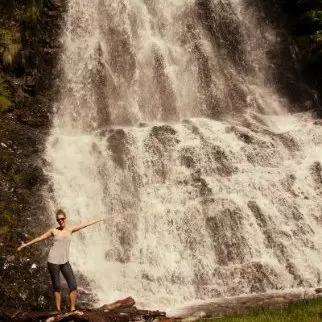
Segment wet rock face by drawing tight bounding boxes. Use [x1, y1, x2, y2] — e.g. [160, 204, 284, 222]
[206, 200, 250, 266]
[247, 199, 314, 288]
[209, 260, 282, 297]
[242, 0, 321, 114]
[277, 133, 300, 152]
[149, 125, 178, 147]
[210, 145, 237, 177]
[0, 0, 66, 311]
[107, 129, 129, 169]
[180, 147, 197, 169]
[152, 47, 179, 122]
[247, 201, 268, 229]
[144, 125, 180, 182]
[182, 121, 238, 177]
[196, 0, 248, 73]
[234, 262, 278, 294]
[310, 161, 322, 194]
[227, 126, 255, 145]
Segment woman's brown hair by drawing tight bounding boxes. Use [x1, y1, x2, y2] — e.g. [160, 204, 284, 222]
[56, 209, 66, 219]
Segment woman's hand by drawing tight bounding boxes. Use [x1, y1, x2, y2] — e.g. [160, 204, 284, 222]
[17, 242, 26, 251]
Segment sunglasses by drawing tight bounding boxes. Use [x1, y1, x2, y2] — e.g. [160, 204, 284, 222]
[57, 217, 66, 222]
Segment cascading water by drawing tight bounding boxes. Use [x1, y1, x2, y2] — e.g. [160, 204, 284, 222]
[45, 0, 322, 310]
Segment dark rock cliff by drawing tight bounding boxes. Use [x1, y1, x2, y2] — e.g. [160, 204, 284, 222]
[245, 0, 322, 116]
[0, 0, 66, 311]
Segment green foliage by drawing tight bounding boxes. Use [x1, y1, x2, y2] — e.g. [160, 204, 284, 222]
[0, 96, 12, 112]
[17, 0, 42, 25]
[0, 27, 22, 65]
[213, 298, 322, 321]
[311, 30, 322, 43]
[0, 225, 9, 236]
[0, 76, 12, 112]
[0, 1, 43, 112]
[0, 0, 42, 23]
[2, 210, 13, 225]
[0, 1, 43, 67]
[13, 172, 23, 184]
[305, 9, 322, 45]
[305, 10, 322, 24]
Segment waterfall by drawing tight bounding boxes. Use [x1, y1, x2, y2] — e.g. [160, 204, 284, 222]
[45, 0, 322, 310]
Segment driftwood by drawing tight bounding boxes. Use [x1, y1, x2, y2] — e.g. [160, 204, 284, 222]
[98, 297, 135, 312]
[0, 297, 166, 322]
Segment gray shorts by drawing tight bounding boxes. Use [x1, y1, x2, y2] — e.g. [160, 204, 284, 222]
[47, 261, 77, 292]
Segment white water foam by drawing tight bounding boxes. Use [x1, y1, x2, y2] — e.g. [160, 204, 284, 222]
[45, 0, 322, 311]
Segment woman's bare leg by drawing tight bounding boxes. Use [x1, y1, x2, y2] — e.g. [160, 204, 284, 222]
[69, 290, 77, 311]
[53, 292, 61, 311]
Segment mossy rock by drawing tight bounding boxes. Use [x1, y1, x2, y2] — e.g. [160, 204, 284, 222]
[0, 75, 12, 112]
[0, 95, 12, 112]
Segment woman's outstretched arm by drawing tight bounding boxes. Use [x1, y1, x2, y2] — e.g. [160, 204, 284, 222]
[70, 219, 104, 233]
[17, 230, 53, 251]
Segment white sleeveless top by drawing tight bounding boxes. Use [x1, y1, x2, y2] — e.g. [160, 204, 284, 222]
[48, 235, 71, 264]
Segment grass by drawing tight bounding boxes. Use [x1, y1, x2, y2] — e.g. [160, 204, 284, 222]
[212, 298, 322, 321]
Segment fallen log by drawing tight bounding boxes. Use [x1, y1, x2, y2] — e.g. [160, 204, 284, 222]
[2, 297, 166, 322]
[98, 297, 135, 312]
